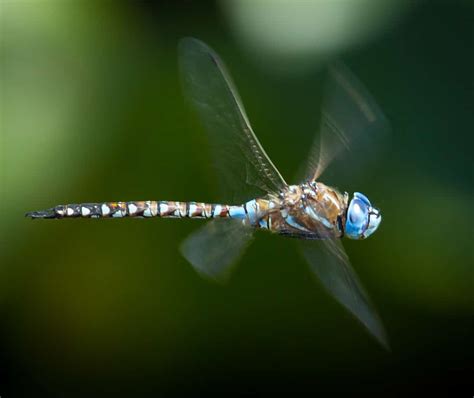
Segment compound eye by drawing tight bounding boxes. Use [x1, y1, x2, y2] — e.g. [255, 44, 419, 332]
[349, 199, 368, 226]
[354, 192, 371, 207]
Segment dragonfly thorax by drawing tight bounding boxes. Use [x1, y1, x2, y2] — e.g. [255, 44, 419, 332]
[267, 182, 348, 239]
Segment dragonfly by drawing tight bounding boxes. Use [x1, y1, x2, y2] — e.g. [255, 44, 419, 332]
[27, 37, 390, 348]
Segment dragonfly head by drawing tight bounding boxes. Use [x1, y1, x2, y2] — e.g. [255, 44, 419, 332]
[345, 192, 381, 239]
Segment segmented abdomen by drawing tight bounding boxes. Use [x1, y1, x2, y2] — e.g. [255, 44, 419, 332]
[28, 201, 248, 220]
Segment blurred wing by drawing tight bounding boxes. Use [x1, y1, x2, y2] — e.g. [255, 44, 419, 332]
[180, 219, 254, 283]
[179, 37, 287, 203]
[300, 238, 389, 349]
[306, 62, 390, 186]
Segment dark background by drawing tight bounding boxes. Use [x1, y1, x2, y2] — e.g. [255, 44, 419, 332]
[1, 0, 472, 395]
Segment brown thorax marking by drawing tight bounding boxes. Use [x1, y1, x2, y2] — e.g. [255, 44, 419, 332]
[267, 182, 348, 238]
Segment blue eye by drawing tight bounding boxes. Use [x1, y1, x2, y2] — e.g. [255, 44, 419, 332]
[345, 192, 382, 239]
[349, 199, 368, 225]
[353, 192, 371, 206]
[345, 195, 370, 239]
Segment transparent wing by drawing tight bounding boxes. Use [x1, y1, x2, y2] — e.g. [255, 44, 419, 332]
[305, 62, 390, 187]
[179, 37, 287, 203]
[300, 238, 389, 349]
[180, 219, 254, 283]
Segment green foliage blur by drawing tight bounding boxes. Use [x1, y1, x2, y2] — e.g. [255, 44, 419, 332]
[1, 0, 472, 395]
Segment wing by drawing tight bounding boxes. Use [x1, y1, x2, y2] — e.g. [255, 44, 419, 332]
[305, 62, 390, 187]
[179, 37, 287, 203]
[180, 219, 254, 283]
[300, 238, 389, 349]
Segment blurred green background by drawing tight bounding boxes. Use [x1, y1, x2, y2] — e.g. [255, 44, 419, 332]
[1, 0, 472, 395]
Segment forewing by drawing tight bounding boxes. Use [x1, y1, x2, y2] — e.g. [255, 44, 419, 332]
[180, 219, 254, 283]
[179, 37, 287, 203]
[306, 62, 390, 186]
[300, 238, 389, 349]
